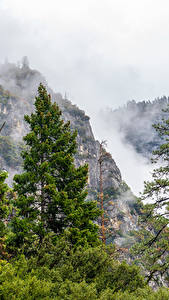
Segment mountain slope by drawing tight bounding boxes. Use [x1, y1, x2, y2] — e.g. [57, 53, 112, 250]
[0, 60, 139, 246]
[102, 98, 169, 158]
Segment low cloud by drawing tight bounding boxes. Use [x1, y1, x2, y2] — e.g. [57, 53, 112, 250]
[92, 109, 155, 196]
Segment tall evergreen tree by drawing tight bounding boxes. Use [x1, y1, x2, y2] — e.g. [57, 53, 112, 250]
[132, 106, 169, 285]
[11, 84, 100, 251]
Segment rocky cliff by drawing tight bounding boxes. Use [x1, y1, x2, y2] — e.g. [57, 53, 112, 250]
[0, 61, 139, 246]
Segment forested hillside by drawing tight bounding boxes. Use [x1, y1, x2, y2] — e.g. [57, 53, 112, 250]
[0, 60, 168, 298]
[0, 81, 168, 299]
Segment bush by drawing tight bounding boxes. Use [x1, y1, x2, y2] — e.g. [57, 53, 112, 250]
[0, 244, 168, 300]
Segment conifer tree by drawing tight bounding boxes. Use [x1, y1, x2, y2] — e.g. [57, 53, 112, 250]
[11, 84, 100, 250]
[0, 171, 11, 258]
[0, 171, 9, 236]
[132, 106, 169, 285]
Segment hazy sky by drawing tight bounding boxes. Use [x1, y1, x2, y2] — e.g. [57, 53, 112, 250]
[1, 0, 169, 115]
[0, 0, 168, 193]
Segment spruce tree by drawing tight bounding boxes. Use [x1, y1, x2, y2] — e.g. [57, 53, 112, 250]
[132, 105, 169, 285]
[11, 84, 100, 251]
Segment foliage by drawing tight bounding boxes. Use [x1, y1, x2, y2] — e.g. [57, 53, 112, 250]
[0, 235, 140, 299]
[0, 172, 9, 236]
[30, 234, 144, 294]
[0, 171, 12, 259]
[131, 105, 169, 285]
[0, 235, 168, 299]
[10, 84, 100, 254]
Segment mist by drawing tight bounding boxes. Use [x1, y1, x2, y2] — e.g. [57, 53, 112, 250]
[92, 97, 169, 195]
[91, 113, 154, 196]
[1, 0, 169, 195]
[1, 1, 169, 116]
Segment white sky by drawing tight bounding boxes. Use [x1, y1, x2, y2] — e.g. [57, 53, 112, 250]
[0, 0, 168, 193]
[1, 0, 169, 113]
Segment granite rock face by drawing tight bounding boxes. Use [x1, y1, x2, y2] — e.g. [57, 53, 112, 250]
[0, 62, 139, 246]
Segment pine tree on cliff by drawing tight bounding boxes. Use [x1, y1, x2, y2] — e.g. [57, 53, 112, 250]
[11, 84, 100, 251]
[132, 105, 169, 285]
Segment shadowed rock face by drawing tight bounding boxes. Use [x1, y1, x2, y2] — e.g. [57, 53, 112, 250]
[0, 61, 139, 246]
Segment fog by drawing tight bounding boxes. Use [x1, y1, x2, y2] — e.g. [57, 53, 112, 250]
[0, 0, 168, 194]
[1, 0, 169, 114]
[92, 113, 154, 196]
